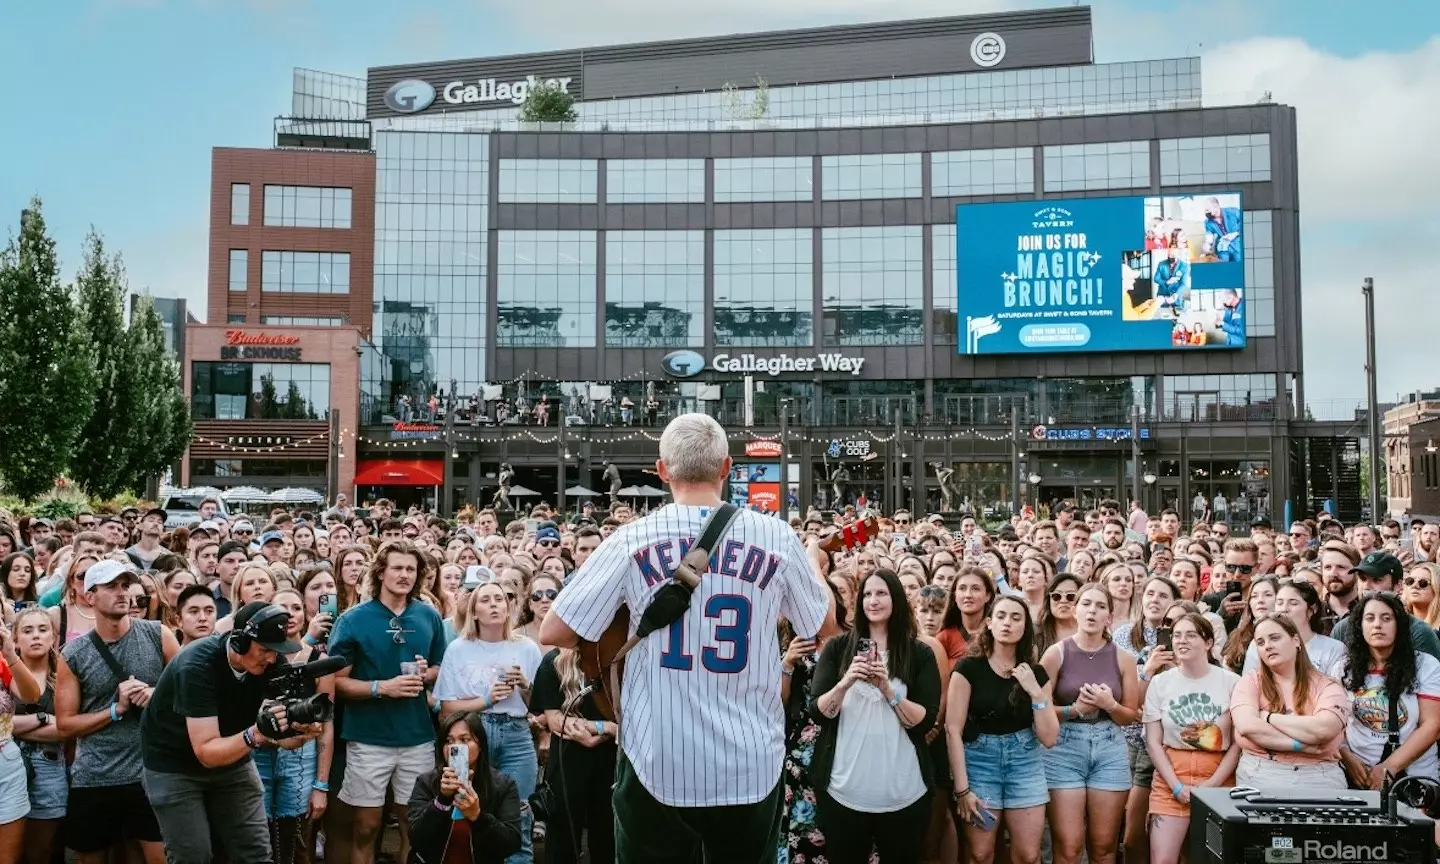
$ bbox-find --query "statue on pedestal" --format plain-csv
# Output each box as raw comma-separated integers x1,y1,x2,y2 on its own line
602,461,622,508
932,462,958,513
492,462,514,512
829,464,851,508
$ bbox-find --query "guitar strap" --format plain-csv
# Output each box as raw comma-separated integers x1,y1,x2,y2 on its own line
610,503,742,725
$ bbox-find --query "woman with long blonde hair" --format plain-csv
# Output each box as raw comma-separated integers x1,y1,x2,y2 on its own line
530,645,618,864
214,564,279,634
12,608,66,864
1403,562,1440,628
433,582,544,864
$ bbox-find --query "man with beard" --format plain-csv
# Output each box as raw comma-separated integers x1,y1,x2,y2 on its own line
1318,541,1361,634
1099,517,1127,553
1330,552,1440,661
328,541,447,864
124,509,168,571
1350,523,1378,558
1415,522,1439,563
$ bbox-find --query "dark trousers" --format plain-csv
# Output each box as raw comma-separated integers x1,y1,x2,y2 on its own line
546,743,617,864
612,753,782,864
814,788,932,864
143,761,271,864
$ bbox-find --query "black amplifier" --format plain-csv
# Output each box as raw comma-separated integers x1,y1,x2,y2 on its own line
1190,787,1435,864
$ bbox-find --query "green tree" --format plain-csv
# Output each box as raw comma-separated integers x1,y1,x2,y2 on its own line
71,232,140,498
259,374,279,419
518,81,578,123
0,199,97,501
121,296,191,491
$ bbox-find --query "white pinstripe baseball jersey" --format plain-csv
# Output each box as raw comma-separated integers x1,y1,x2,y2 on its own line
551,503,829,807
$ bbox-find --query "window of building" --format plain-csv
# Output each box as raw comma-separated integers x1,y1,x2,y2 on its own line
189,459,329,479
190,362,331,420
498,159,598,203
263,185,353,229
262,316,346,326
496,231,596,347
228,249,248,293
1243,211,1275,337
714,157,813,202
1163,374,1278,422
226,314,246,324
1185,459,1272,523
1043,141,1151,192
934,378,1038,425
932,224,956,345
604,231,704,347
1043,377,1156,425
1160,134,1270,186
261,251,351,294
714,229,814,347
931,148,1035,197
606,160,705,203
822,226,923,346
821,154,922,199
230,184,250,226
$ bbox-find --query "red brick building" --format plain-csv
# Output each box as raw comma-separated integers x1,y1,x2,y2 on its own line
180,147,373,498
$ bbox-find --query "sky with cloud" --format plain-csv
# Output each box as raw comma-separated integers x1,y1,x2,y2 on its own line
0,0,1434,411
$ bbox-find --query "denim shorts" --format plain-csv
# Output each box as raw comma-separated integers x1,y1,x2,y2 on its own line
964,729,1049,811
21,743,67,819
1128,739,1155,788
1042,721,1131,792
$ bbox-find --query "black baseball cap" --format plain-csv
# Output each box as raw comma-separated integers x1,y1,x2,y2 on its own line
233,602,302,653
218,540,250,560
141,507,167,523
1352,552,1404,583
1250,518,1273,530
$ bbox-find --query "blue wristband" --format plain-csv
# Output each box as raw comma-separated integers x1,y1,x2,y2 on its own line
1172,782,1184,799
109,703,120,722
1291,738,1303,752
371,680,380,699
313,780,330,793
594,720,605,735
303,634,319,647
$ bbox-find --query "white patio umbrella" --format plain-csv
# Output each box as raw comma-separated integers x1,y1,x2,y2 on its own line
269,487,325,505
565,485,600,497
222,486,270,504
506,485,541,498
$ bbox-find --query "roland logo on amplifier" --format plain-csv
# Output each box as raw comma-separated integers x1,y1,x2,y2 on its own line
1302,839,1388,861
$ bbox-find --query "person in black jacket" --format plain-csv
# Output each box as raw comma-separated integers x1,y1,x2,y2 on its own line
809,568,941,863
406,712,523,864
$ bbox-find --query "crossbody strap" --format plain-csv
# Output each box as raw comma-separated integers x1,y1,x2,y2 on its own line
87,629,128,694
1380,685,1403,762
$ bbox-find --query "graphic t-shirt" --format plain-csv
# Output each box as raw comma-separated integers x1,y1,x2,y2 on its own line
1340,652,1440,779
1142,664,1241,751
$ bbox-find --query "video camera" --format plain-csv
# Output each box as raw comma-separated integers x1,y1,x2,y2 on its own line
258,655,349,739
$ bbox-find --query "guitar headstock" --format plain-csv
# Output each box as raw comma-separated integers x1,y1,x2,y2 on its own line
816,513,879,553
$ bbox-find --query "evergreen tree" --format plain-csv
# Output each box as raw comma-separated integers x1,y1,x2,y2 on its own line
0,200,97,501
71,232,139,498
121,296,190,492
259,374,279,420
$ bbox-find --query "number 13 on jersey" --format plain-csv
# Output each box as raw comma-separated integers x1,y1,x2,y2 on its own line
658,593,752,673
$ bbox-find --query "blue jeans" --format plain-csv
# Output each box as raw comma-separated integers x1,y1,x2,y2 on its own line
484,713,537,864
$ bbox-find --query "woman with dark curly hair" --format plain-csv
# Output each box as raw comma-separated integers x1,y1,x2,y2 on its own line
1337,591,1440,789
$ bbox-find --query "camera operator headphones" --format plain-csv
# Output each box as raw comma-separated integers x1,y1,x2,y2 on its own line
230,603,291,654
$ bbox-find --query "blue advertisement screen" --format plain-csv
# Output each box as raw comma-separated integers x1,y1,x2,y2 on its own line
957,193,1246,355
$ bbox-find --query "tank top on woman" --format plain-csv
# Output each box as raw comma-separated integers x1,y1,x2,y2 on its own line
1053,637,1123,723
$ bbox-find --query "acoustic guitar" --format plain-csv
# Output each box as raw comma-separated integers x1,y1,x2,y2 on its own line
578,514,879,722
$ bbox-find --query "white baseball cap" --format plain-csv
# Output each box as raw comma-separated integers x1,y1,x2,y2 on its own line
84,560,137,592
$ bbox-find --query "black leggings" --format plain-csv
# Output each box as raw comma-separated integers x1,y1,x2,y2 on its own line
815,788,932,864
545,743,617,864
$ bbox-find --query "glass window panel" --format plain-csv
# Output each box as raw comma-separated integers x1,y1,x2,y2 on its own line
606,159,705,203
260,251,350,294
497,230,596,347
932,148,1035,196
715,229,814,347
821,154,922,199
228,249,247,292
714,157,813,202
261,185,354,228
1159,134,1271,186
498,159,598,203
230,184,249,226
822,226,922,346
1043,141,1150,192
190,362,331,420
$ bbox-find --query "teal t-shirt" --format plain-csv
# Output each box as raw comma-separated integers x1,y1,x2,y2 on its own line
39,585,62,609
329,599,448,748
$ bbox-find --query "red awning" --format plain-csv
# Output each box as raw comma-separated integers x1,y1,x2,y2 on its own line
353,459,446,486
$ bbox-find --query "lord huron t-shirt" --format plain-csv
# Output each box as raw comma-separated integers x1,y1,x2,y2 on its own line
1142,664,1241,752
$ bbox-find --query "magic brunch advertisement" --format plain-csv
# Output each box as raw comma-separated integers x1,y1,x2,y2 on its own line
957,193,1246,355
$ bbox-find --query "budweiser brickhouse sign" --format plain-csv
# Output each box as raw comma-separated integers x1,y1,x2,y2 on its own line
220,330,303,362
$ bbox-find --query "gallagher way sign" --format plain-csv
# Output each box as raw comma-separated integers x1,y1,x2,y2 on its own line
661,351,867,378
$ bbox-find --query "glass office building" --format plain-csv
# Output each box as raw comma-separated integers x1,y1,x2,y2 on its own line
255,6,1359,519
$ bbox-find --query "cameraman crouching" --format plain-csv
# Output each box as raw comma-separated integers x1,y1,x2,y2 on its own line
139,602,325,864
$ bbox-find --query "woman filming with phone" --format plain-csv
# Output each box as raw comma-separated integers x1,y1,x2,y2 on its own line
945,594,1059,864
810,569,942,863
407,711,523,864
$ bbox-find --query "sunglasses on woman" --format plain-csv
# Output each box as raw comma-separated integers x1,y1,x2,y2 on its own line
1049,591,1077,604
530,588,559,602
1404,577,1431,590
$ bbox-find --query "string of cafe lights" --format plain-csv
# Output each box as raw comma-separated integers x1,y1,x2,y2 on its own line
355,425,1018,449
193,432,331,454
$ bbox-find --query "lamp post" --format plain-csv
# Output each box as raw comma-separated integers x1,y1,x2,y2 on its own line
1028,472,1042,511
1144,470,1158,514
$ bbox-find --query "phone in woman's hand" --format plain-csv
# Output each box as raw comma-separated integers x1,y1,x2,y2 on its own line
969,802,997,831
318,593,338,617
446,743,469,786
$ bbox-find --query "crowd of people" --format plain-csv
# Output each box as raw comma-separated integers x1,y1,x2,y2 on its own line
0,434,1434,863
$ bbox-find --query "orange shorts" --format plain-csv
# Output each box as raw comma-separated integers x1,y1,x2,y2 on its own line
1148,747,1229,819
